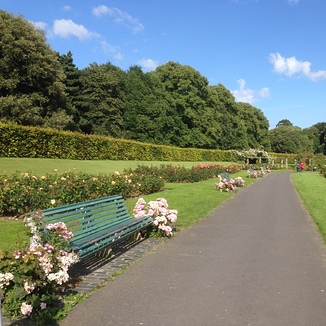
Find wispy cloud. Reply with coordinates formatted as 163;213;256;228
92;5;144;34
32;21;48;30
137;59;159;72
53;19;100;40
231;79;270;104
62;6;72;12
101;41;124;60
288;0;299;4
269;52;326;81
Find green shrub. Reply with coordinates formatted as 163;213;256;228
0;163;245;217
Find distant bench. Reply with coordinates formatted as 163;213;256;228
219;172;230;181
36;195;153;259
247;166;270;178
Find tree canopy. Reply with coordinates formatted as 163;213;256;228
269;122;314;154
1;9;324;154
0;10;71;128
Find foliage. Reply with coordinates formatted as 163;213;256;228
1;10;325;154
247;167;270;178
214;176;245;192
0;122;238;161
57;51;81;131
0;164;244;217
233;148;271;161
0;169;164;216
276;119;293;128
237;102;271;150
269;125;314;154
152;61;221;149
0;211;78;323
0;10;70;128
133;198;178;237
304;122;326;155
130;163;243;183
77;62;126;137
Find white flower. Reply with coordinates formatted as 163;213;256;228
21;302;33;316
23;280;36;294
0;272;14;288
47;270;69;285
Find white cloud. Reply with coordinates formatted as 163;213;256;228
62;6;72;11
92;5;144;34
92;5;110;16
53;19;100;40
137;59;159;72
269;52;326;81
33;21;48;30
101;41;124;61
232;79;271;104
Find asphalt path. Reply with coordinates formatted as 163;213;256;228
61;172;326;326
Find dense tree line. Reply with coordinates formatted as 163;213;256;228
0;10;325;154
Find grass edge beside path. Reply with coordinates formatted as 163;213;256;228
291;172;326;243
1;170;256;251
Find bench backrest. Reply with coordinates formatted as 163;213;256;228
39;195;132;241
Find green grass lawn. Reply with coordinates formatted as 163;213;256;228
291;171;326;241
0;218;27;251
2;158;323;253
0;157;234;176
0;158;249;251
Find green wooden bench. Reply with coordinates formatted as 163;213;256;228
38;195;153;259
219;172;230;181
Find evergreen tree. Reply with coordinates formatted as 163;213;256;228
58;51;81;130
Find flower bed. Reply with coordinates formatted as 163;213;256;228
0;164;244;217
214;176;245;192
0;211;78;323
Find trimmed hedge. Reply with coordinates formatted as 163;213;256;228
0;123;237;162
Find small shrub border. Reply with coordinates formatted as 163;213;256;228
0;164;244;217
0;211;79;324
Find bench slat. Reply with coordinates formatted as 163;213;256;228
31;195;153;259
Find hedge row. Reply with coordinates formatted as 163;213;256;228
0;123;237;162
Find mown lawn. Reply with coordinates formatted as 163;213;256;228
0;159;251;251
0;157;234;176
2;159;323;253
291;171;326;241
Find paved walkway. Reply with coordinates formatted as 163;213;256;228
3;172;326;325
59;172;326;326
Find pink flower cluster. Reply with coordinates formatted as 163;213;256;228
215;176;245;192
134;198;178;237
45;222;74;240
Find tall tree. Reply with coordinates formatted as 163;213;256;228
123;65;174;145
269;126;313;154
0;10;69;128
276;119;293;128
305;122;326;154
209;84;248;150
78;62;126;137
237;102;271;150
58;51;81;130
152;61;220;148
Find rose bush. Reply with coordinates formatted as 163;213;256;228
133;198;178;237
215;176;245;192
0;211;78;324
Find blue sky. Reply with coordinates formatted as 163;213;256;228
2;0;326;129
